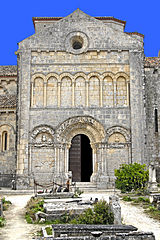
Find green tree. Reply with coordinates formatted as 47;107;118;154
115;163;149;192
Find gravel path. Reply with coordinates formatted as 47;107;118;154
0;195;41;240
120;200;160;240
0;193;160;240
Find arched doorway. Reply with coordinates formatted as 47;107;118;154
69;134;92;182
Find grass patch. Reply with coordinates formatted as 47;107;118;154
25;213;33;224
2;197;12;211
122;196;133;202
133;197;150;204
25;197;44;223
0;216;5;227
145;206;160;221
46;226;52;235
122;194;160;221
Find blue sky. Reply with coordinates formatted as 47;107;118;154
1;0;159;65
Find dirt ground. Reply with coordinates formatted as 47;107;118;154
0;193;160;240
0;195;40;240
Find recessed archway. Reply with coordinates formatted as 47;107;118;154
69;134;92;182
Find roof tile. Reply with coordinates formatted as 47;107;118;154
145;57;160;67
0;95;17;108
0;66;17;76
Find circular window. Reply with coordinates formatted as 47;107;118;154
65;32;89;54
71;36;83;50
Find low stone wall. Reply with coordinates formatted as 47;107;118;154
52;224;137;238
116;232;155;240
36;235;155;240
47;224;155;240
37;193;74;199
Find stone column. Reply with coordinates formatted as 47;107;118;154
72;81;75;107
86;81;89;107
126;81;130;106
58;81;61;107
44;82;47;107
31;82;34;107
100;80;103;107
90;147;98;183
113;79;117;106
64;146;69;172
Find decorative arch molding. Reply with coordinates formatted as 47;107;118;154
115;72;129;81
74;72;87;81
88;72;101;80
30;125;55;145
59;73;73;82
46;73;59;82
0;123;15;134
31;71;130;108
31;73;45;83
55;116;106;148
106;126;130;143
31;71;130;83
102;72;115;80
0;124;15;152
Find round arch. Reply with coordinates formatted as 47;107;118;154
55;116;105;148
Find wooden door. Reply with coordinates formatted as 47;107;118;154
69;134;93;182
69;135;81;182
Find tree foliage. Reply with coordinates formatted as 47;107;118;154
115;163;149;192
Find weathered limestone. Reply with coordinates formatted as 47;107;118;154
148;163;158;192
109;195;121;225
0;9;160;189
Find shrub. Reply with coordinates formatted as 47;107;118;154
26;198;114;225
115;163;149;193
77;200;114;224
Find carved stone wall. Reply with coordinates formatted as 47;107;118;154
31;72;129;109
15;10;145;189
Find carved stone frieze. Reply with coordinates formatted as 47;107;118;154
55;116;106;146
106;126;130;143
30;125;55;147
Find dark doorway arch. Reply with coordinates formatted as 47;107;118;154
69;134;92;182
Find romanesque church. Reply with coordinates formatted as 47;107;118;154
0;9;159;189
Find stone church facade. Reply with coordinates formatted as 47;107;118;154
0;9;159;189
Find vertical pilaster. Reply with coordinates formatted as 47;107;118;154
17;50;31;179
129;50;145;163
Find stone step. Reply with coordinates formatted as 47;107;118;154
0;188;34;195
73;182;120;193
73;182;97;192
